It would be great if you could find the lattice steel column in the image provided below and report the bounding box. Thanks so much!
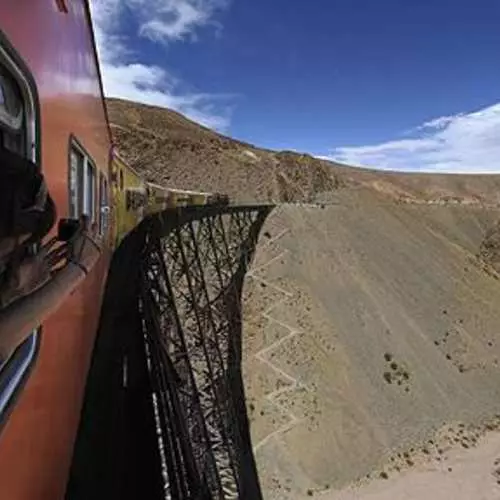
[141,225,223,499]
[139,206,272,500]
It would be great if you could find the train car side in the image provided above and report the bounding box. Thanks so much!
[145,183,215,212]
[145,181,170,215]
[111,152,147,245]
[0,2,231,496]
[166,187,213,208]
[0,2,112,499]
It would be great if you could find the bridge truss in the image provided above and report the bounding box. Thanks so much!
[67,205,272,500]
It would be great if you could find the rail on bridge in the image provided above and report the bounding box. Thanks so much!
[66,204,273,500]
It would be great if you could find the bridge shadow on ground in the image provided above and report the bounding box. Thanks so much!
[66,204,273,500]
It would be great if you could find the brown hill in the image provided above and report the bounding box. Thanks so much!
[106,98,500,206]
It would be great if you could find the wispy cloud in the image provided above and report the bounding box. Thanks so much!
[90,0,233,131]
[327,103,500,173]
[128,0,229,43]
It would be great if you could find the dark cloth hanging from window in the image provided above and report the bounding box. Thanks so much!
[0,146,56,306]
[0,147,55,244]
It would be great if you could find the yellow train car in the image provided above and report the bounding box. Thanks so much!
[111,151,147,246]
[111,152,230,243]
[145,182,169,216]
[207,193,230,206]
[167,190,191,208]
[145,184,216,214]
[166,188,212,208]
[190,193,211,205]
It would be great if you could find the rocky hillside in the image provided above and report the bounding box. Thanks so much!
[106,98,500,206]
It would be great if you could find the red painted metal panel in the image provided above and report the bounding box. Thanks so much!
[0,1,113,498]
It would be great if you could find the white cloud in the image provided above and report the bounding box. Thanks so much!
[414,114,461,132]
[328,103,500,173]
[130,0,228,43]
[89,0,233,131]
[102,63,231,129]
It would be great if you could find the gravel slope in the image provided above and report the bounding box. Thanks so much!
[242,191,500,498]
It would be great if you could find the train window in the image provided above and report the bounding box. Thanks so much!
[0,36,40,420]
[84,159,95,218]
[0,330,39,416]
[69,148,83,218]
[69,140,97,221]
[0,68,24,153]
[99,173,109,235]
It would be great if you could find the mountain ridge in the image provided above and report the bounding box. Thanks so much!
[106,97,500,206]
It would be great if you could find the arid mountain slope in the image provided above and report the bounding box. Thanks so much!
[106,97,500,498]
[242,192,500,498]
[106,98,500,205]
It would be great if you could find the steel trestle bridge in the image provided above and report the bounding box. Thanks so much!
[67,204,273,500]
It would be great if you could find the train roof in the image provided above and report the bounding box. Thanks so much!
[145,182,213,197]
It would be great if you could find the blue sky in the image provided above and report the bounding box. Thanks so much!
[91,0,500,172]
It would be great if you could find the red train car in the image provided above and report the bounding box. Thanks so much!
[0,2,112,499]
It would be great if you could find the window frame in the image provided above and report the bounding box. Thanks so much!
[68,136,98,223]
[99,171,109,236]
[0,332,40,418]
[83,155,96,219]
[0,37,38,164]
[0,28,41,427]
[69,146,84,219]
